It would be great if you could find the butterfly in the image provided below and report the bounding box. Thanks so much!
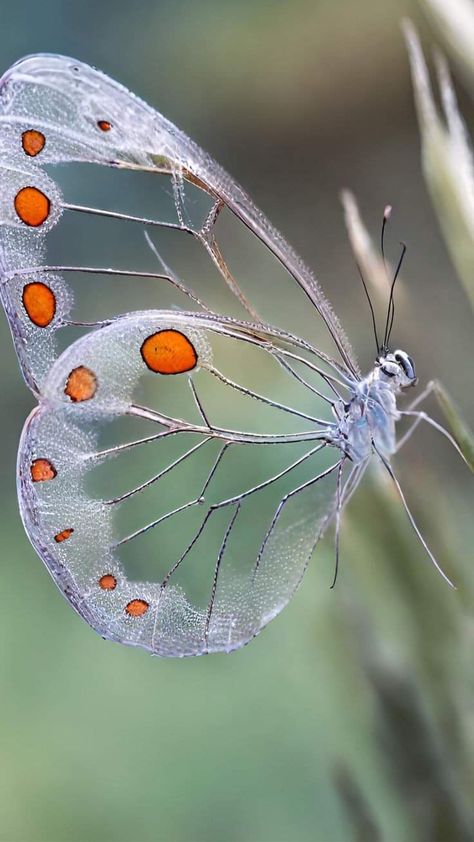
[0,53,467,657]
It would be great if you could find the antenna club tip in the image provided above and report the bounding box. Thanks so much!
[384,204,393,220]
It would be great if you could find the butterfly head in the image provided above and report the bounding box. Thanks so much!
[375,348,417,389]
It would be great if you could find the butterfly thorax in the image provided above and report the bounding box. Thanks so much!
[334,349,417,463]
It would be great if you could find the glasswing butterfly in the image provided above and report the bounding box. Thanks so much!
[0,54,466,656]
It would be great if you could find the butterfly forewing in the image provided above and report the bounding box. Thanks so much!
[0,54,358,380]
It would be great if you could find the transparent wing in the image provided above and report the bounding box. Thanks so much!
[17,311,345,656]
[0,158,68,392]
[0,53,359,385]
[0,55,360,656]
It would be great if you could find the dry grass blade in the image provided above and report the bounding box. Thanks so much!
[417,0,474,90]
[403,19,474,310]
[341,190,391,298]
[431,380,474,472]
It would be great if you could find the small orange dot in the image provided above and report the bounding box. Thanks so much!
[64,366,97,402]
[22,282,56,328]
[22,129,46,157]
[140,329,198,375]
[97,120,112,132]
[14,186,51,227]
[54,528,74,543]
[30,458,57,482]
[99,574,117,591]
[125,599,149,617]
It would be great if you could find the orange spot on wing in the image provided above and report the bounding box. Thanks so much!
[99,574,117,591]
[64,366,97,402]
[97,120,112,132]
[54,528,74,543]
[30,458,57,482]
[140,329,197,374]
[22,129,46,157]
[14,186,50,227]
[125,599,149,617]
[22,282,56,327]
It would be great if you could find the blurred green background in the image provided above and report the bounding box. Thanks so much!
[0,1,473,840]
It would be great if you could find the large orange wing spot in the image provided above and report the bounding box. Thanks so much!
[14,186,51,227]
[64,366,97,402]
[97,120,112,132]
[22,282,56,327]
[30,458,57,482]
[140,330,198,375]
[21,129,46,157]
[99,574,117,591]
[125,599,149,617]
[54,528,74,543]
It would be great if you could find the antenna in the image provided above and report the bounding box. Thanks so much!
[356,261,380,354]
[380,204,392,275]
[354,205,395,354]
[384,241,407,349]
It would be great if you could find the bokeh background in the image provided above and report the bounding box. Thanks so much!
[0,1,473,840]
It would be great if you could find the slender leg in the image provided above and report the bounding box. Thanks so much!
[330,459,345,589]
[376,446,456,589]
[397,380,470,467]
[395,414,423,452]
[405,380,437,412]
[396,381,437,451]
[398,410,469,467]
[320,462,367,588]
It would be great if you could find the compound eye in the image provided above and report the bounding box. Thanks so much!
[394,352,415,379]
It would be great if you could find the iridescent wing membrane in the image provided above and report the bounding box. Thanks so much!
[0,54,361,655]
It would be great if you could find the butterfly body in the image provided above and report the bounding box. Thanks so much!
[336,349,417,463]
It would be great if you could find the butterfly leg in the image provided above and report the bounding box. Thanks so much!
[376,447,456,588]
[329,459,346,589]
[327,459,369,589]
[396,380,471,468]
[395,380,437,450]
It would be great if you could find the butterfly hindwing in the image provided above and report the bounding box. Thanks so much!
[18,310,341,655]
